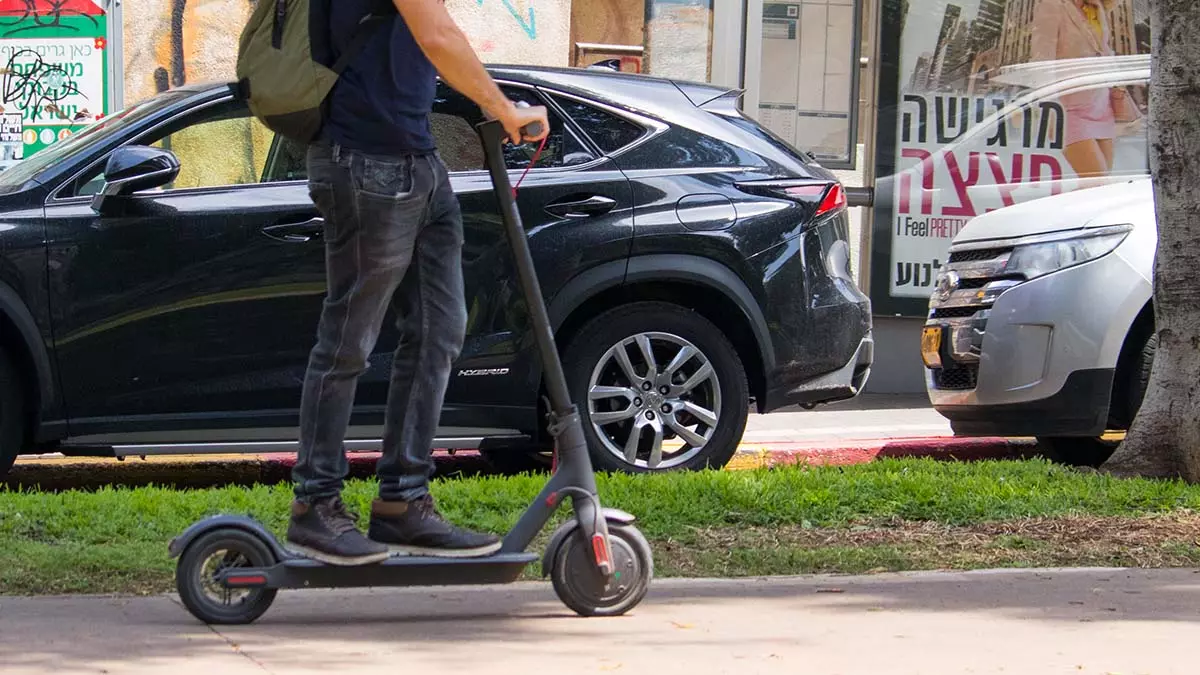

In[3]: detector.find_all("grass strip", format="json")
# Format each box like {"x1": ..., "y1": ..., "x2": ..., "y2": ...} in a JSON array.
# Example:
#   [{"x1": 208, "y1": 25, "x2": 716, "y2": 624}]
[{"x1": 3, "y1": 458, "x2": 1200, "y2": 595}]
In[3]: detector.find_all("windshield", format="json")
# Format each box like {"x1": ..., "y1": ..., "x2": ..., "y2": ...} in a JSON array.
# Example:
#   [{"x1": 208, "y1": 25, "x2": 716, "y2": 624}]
[{"x1": 0, "y1": 91, "x2": 186, "y2": 194}]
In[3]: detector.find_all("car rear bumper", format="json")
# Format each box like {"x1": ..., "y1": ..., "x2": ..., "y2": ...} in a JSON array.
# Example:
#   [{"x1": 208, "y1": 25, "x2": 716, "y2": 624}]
[{"x1": 765, "y1": 332, "x2": 873, "y2": 410}]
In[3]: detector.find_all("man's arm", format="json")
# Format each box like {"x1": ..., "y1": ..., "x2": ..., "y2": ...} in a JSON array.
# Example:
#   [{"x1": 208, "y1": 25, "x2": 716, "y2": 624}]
[{"x1": 393, "y1": 0, "x2": 549, "y2": 143}]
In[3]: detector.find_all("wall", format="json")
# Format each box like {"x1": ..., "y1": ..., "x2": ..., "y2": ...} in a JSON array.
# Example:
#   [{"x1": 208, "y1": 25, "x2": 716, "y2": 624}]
[
  {"x1": 116, "y1": 0, "x2": 570, "y2": 186},
  {"x1": 645, "y1": 0, "x2": 712, "y2": 82},
  {"x1": 862, "y1": 316, "x2": 926, "y2": 394},
  {"x1": 121, "y1": 0, "x2": 572, "y2": 109},
  {"x1": 122, "y1": 0, "x2": 248, "y2": 104},
  {"x1": 450, "y1": 0, "x2": 570, "y2": 67}
]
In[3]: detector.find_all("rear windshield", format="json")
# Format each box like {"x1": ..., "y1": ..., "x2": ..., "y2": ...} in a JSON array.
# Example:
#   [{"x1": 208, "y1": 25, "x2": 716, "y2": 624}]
[{"x1": 721, "y1": 113, "x2": 817, "y2": 164}]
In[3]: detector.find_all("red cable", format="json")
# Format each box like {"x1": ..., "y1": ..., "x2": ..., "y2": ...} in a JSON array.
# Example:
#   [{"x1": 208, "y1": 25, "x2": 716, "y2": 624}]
[{"x1": 511, "y1": 135, "x2": 548, "y2": 199}]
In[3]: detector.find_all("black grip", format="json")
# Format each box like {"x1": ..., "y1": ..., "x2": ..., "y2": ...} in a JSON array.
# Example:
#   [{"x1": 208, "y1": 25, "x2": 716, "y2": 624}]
[{"x1": 522, "y1": 121, "x2": 544, "y2": 139}]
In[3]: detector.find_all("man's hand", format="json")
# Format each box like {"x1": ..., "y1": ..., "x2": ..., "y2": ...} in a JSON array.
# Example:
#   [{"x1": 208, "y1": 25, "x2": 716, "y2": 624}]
[{"x1": 500, "y1": 104, "x2": 550, "y2": 145}]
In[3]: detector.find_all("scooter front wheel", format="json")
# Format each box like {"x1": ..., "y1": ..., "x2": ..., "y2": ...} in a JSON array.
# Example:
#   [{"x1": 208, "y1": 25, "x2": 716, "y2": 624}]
[
  {"x1": 549, "y1": 522, "x2": 653, "y2": 617},
  {"x1": 176, "y1": 527, "x2": 278, "y2": 625}
]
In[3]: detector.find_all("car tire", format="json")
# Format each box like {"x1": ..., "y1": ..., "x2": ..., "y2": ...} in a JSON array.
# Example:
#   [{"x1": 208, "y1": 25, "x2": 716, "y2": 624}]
[
  {"x1": 1035, "y1": 436, "x2": 1118, "y2": 468},
  {"x1": 1125, "y1": 330, "x2": 1157, "y2": 423},
  {"x1": 563, "y1": 301, "x2": 749, "y2": 474},
  {"x1": 0, "y1": 347, "x2": 25, "y2": 479},
  {"x1": 1036, "y1": 330, "x2": 1159, "y2": 469}
]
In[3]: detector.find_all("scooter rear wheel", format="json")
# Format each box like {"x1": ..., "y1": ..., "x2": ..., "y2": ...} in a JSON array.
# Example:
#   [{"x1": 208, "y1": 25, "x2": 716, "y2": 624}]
[
  {"x1": 176, "y1": 528, "x2": 278, "y2": 625},
  {"x1": 550, "y1": 523, "x2": 653, "y2": 617}
]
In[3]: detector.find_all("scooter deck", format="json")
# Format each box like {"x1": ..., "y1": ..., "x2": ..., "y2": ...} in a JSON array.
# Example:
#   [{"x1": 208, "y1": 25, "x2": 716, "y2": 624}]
[
  {"x1": 223, "y1": 552, "x2": 539, "y2": 590},
  {"x1": 170, "y1": 514, "x2": 539, "y2": 591}
]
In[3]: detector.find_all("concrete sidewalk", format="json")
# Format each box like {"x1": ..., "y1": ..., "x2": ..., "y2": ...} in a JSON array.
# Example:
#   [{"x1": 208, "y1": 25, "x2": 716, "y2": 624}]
[{"x1": 2, "y1": 568, "x2": 1196, "y2": 674}]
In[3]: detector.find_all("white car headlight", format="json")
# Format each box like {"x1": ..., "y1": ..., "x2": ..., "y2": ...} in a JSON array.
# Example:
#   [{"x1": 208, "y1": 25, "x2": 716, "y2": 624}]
[{"x1": 1003, "y1": 224, "x2": 1133, "y2": 280}]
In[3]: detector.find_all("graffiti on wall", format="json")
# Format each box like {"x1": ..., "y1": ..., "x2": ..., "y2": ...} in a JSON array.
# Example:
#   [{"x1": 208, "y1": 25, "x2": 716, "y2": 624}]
[
  {"x1": 476, "y1": 0, "x2": 537, "y2": 40},
  {"x1": 0, "y1": 0, "x2": 106, "y2": 166},
  {"x1": 450, "y1": 0, "x2": 568, "y2": 65},
  {"x1": 122, "y1": 0, "x2": 249, "y2": 104}
]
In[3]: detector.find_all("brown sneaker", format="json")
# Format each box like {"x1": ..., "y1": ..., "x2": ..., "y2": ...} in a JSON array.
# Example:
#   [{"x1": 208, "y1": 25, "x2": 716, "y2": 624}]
[
  {"x1": 286, "y1": 496, "x2": 389, "y2": 566},
  {"x1": 368, "y1": 495, "x2": 501, "y2": 558}
]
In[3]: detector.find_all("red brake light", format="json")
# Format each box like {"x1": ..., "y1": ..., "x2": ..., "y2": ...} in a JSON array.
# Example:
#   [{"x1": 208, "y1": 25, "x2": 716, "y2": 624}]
[
  {"x1": 780, "y1": 184, "x2": 827, "y2": 200},
  {"x1": 815, "y1": 183, "x2": 846, "y2": 217},
  {"x1": 735, "y1": 180, "x2": 847, "y2": 219}
]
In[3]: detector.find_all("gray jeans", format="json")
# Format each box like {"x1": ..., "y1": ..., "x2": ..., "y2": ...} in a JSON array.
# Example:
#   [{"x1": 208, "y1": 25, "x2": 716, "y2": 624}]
[{"x1": 292, "y1": 142, "x2": 467, "y2": 503}]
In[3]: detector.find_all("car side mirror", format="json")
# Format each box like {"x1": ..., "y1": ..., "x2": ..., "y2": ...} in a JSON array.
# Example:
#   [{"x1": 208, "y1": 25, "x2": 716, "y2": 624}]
[{"x1": 91, "y1": 145, "x2": 180, "y2": 213}]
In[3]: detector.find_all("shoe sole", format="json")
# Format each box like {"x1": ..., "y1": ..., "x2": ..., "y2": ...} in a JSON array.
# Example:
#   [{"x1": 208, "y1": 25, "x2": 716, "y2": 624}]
[
  {"x1": 382, "y1": 541, "x2": 503, "y2": 559},
  {"x1": 287, "y1": 543, "x2": 390, "y2": 566}
]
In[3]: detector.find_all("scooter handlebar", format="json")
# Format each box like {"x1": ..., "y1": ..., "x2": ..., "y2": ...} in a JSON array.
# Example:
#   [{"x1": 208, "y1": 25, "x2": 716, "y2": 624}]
[
  {"x1": 476, "y1": 118, "x2": 543, "y2": 146},
  {"x1": 521, "y1": 121, "x2": 544, "y2": 139}
]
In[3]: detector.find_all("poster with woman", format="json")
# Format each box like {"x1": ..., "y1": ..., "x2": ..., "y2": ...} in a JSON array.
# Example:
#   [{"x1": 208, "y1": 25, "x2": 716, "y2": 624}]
[{"x1": 870, "y1": 0, "x2": 1152, "y2": 316}]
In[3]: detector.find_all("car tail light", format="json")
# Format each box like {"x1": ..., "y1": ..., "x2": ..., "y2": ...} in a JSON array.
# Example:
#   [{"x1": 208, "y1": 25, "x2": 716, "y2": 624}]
[
  {"x1": 736, "y1": 180, "x2": 847, "y2": 218},
  {"x1": 815, "y1": 183, "x2": 846, "y2": 217}
]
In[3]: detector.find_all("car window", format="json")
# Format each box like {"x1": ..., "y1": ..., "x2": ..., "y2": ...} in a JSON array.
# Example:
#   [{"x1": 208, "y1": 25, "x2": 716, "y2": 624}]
[
  {"x1": 68, "y1": 98, "x2": 306, "y2": 197},
  {"x1": 431, "y1": 84, "x2": 595, "y2": 172},
  {"x1": 551, "y1": 96, "x2": 646, "y2": 155}
]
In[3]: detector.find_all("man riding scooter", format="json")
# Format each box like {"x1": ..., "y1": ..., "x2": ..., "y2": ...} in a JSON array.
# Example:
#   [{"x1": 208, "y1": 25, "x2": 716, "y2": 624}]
[{"x1": 287, "y1": 0, "x2": 550, "y2": 566}]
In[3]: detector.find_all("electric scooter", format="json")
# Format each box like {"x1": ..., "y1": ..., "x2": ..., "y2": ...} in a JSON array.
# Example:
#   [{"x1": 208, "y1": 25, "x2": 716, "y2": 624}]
[{"x1": 168, "y1": 117, "x2": 653, "y2": 625}]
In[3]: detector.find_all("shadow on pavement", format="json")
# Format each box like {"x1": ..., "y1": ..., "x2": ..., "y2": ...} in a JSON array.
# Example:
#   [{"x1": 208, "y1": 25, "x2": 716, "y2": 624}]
[{"x1": 4, "y1": 569, "x2": 1199, "y2": 674}]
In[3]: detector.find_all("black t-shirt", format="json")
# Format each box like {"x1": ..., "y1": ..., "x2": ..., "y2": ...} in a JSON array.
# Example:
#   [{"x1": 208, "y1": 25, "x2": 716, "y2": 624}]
[{"x1": 323, "y1": 1, "x2": 437, "y2": 154}]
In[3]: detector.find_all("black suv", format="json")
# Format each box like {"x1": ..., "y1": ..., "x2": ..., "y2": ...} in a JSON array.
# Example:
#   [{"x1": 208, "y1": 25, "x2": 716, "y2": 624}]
[{"x1": 0, "y1": 66, "x2": 872, "y2": 477}]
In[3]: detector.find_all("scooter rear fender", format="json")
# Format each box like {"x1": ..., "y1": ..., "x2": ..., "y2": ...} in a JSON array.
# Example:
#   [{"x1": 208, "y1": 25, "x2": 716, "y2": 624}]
[{"x1": 168, "y1": 514, "x2": 288, "y2": 560}]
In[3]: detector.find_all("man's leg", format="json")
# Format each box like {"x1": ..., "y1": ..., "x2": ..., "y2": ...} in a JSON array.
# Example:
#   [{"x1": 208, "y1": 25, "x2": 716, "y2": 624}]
[
  {"x1": 288, "y1": 144, "x2": 430, "y2": 566},
  {"x1": 369, "y1": 154, "x2": 500, "y2": 557}
]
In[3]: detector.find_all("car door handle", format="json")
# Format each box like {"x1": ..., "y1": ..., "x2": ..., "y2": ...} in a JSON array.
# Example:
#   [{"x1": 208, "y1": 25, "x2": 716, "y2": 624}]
[
  {"x1": 544, "y1": 195, "x2": 617, "y2": 219},
  {"x1": 262, "y1": 217, "x2": 324, "y2": 243}
]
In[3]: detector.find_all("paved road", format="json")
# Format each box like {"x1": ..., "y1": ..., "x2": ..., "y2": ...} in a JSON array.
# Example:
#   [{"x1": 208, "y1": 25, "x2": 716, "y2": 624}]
[
  {"x1": 741, "y1": 394, "x2": 950, "y2": 444},
  {"x1": 2, "y1": 568, "x2": 1196, "y2": 674}
]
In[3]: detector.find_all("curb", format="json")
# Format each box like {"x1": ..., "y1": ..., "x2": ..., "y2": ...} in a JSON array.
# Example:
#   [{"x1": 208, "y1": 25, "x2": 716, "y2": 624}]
[
  {"x1": 5, "y1": 436, "x2": 1036, "y2": 490},
  {"x1": 724, "y1": 436, "x2": 1036, "y2": 470}
]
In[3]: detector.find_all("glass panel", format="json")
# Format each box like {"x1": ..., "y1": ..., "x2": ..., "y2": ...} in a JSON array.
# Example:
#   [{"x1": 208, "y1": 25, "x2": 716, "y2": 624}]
[
  {"x1": 430, "y1": 83, "x2": 595, "y2": 172},
  {"x1": 871, "y1": 0, "x2": 1153, "y2": 316},
  {"x1": 70, "y1": 99, "x2": 296, "y2": 197},
  {"x1": 552, "y1": 96, "x2": 646, "y2": 154},
  {"x1": 753, "y1": 0, "x2": 859, "y2": 167}
]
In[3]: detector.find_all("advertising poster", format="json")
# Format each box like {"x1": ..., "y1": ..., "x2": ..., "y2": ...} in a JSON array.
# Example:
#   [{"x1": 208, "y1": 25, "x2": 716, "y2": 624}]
[
  {"x1": 871, "y1": 0, "x2": 1151, "y2": 316},
  {"x1": 0, "y1": 0, "x2": 108, "y2": 163},
  {"x1": 0, "y1": 110, "x2": 21, "y2": 168}
]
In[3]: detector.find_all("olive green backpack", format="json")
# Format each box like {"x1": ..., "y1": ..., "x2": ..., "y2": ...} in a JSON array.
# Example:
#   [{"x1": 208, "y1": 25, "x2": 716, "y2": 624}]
[{"x1": 235, "y1": 0, "x2": 395, "y2": 142}]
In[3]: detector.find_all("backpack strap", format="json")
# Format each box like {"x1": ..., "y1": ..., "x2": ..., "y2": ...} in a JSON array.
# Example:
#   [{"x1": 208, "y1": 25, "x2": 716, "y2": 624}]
[
  {"x1": 331, "y1": 1, "x2": 397, "y2": 75},
  {"x1": 331, "y1": 15, "x2": 391, "y2": 75},
  {"x1": 271, "y1": 0, "x2": 287, "y2": 49}
]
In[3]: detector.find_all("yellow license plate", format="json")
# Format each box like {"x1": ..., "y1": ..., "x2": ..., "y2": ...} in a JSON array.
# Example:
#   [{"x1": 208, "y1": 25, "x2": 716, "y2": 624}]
[{"x1": 921, "y1": 326, "x2": 943, "y2": 369}]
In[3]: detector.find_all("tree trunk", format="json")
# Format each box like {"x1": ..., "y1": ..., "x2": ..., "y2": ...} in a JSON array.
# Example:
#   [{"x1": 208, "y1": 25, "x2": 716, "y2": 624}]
[{"x1": 1101, "y1": 0, "x2": 1200, "y2": 480}]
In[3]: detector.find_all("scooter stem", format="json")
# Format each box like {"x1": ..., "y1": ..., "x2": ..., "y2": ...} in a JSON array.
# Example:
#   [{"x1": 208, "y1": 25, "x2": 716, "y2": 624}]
[
  {"x1": 476, "y1": 119, "x2": 613, "y2": 575},
  {"x1": 476, "y1": 120, "x2": 573, "y2": 418}
]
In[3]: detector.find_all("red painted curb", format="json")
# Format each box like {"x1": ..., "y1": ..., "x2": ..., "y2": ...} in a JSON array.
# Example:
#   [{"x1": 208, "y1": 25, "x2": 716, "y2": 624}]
[
  {"x1": 258, "y1": 436, "x2": 1033, "y2": 472},
  {"x1": 727, "y1": 436, "x2": 1034, "y2": 469},
  {"x1": 5, "y1": 436, "x2": 1034, "y2": 489}
]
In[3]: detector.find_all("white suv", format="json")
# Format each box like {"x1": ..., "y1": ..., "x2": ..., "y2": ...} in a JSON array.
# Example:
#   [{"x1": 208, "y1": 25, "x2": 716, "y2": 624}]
[{"x1": 922, "y1": 178, "x2": 1157, "y2": 464}]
